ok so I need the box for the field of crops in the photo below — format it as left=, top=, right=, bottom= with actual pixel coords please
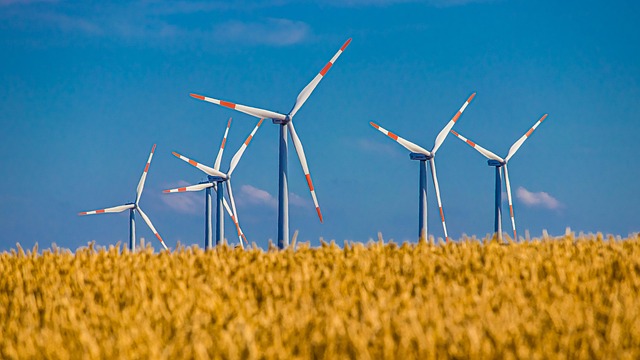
left=1, top=234, right=640, bottom=359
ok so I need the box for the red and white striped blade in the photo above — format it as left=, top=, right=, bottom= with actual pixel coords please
left=432, top=93, right=476, bottom=154
left=136, top=144, right=156, bottom=205
left=370, top=122, right=431, bottom=156
left=224, top=181, right=245, bottom=249
left=172, top=151, right=227, bottom=179
left=450, top=130, right=504, bottom=162
left=137, top=207, right=169, bottom=251
left=214, top=118, right=232, bottom=171
left=190, top=93, right=286, bottom=121
left=287, top=121, right=323, bottom=222
left=505, top=114, right=548, bottom=162
left=503, top=164, right=517, bottom=240
left=214, top=183, right=246, bottom=245
left=163, top=183, right=212, bottom=193
left=78, top=203, right=134, bottom=216
left=429, top=158, right=449, bottom=243
left=289, top=38, right=352, bottom=118
left=228, top=118, right=264, bottom=176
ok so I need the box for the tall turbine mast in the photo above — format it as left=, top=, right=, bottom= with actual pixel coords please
left=370, top=93, right=476, bottom=242
left=451, top=114, right=549, bottom=241
left=190, top=38, right=352, bottom=248
left=79, top=144, right=168, bottom=251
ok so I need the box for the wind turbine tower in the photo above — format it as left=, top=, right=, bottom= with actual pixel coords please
left=450, top=114, right=549, bottom=241
left=189, top=38, right=351, bottom=248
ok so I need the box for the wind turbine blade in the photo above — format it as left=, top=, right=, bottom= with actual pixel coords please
left=163, top=183, right=213, bottom=193
left=214, top=183, right=247, bottom=246
left=287, top=121, right=323, bottom=222
left=370, top=122, right=431, bottom=156
left=429, top=158, right=449, bottom=242
left=78, top=203, right=134, bottom=215
left=432, top=92, right=476, bottom=154
left=228, top=118, right=264, bottom=176
left=450, top=130, right=504, bottom=162
left=503, top=164, right=517, bottom=240
left=224, top=181, right=244, bottom=249
left=289, top=38, right=352, bottom=118
left=214, top=118, right=232, bottom=171
left=136, top=144, right=156, bottom=205
left=190, top=93, right=286, bottom=121
left=172, top=152, right=228, bottom=178
left=137, top=207, right=169, bottom=251
left=505, top=114, right=548, bottom=162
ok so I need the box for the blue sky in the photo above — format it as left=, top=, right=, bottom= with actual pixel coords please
left=1, top=0, right=639, bottom=251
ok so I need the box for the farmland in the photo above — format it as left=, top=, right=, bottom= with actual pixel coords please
left=1, top=234, right=640, bottom=359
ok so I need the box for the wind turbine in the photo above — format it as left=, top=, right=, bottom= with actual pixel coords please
left=163, top=118, right=248, bottom=249
left=78, top=144, right=168, bottom=251
left=190, top=38, right=352, bottom=249
left=168, top=118, right=264, bottom=249
left=450, top=114, right=549, bottom=241
left=370, top=93, right=476, bottom=242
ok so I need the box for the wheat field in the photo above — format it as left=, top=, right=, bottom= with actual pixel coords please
left=1, top=234, right=639, bottom=359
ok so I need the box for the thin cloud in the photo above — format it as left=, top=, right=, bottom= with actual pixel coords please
left=355, top=137, right=404, bottom=157
left=237, top=184, right=308, bottom=208
left=238, top=185, right=278, bottom=208
left=212, top=18, right=310, bottom=46
left=516, top=186, right=562, bottom=210
left=159, top=181, right=204, bottom=215
left=289, top=192, right=310, bottom=207
left=2, top=2, right=310, bottom=45
left=0, top=0, right=57, bottom=6
left=320, top=0, right=495, bottom=7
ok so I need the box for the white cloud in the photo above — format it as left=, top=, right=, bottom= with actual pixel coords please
left=355, top=137, right=404, bottom=157
left=237, top=184, right=308, bottom=208
left=516, top=186, right=562, bottom=210
left=2, top=2, right=310, bottom=46
left=237, top=185, right=278, bottom=208
left=319, top=0, right=495, bottom=7
left=212, top=18, right=310, bottom=46
left=159, top=181, right=204, bottom=215
left=0, top=0, right=57, bottom=6
left=289, top=191, right=310, bottom=207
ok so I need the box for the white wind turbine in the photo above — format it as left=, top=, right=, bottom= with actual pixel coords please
left=450, top=114, right=549, bottom=241
left=163, top=118, right=248, bottom=249
left=190, top=38, right=351, bottom=248
left=168, top=118, right=264, bottom=248
left=79, top=144, right=168, bottom=251
left=370, top=93, right=476, bottom=242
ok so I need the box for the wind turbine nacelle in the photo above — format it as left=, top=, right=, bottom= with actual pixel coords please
left=207, top=175, right=226, bottom=182
left=487, top=159, right=504, bottom=167
left=410, top=153, right=432, bottom=161
left=272, top=117, right=291, bottom=125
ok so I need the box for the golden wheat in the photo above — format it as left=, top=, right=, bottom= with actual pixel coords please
left=1, top=234, right=640, bottom=359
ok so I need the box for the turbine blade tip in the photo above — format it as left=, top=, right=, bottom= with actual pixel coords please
left=469, top=92, right=477, bottom=101
left=316, top=207, right=323, bottom=223
left=341, top=38, right=352, bottom=51
left=162, top=190, right=170, bottom=193
left=369, top=121, right=379, bottom=129
left=190, top=93, right=205, bottom=100
left=151, top=144, right=157, bottom=152
left=171, top=151, right=180, bottom=157
left=78, top=212, right=86, bottom=216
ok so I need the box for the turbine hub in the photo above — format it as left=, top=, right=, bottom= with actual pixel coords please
left=207, top=175, right=226, bottom=182
left=487, top=159, right=505, bottom=167
left=409, top=152, right=432, bottom=161
left=272, top=116, right=291, bottom=125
